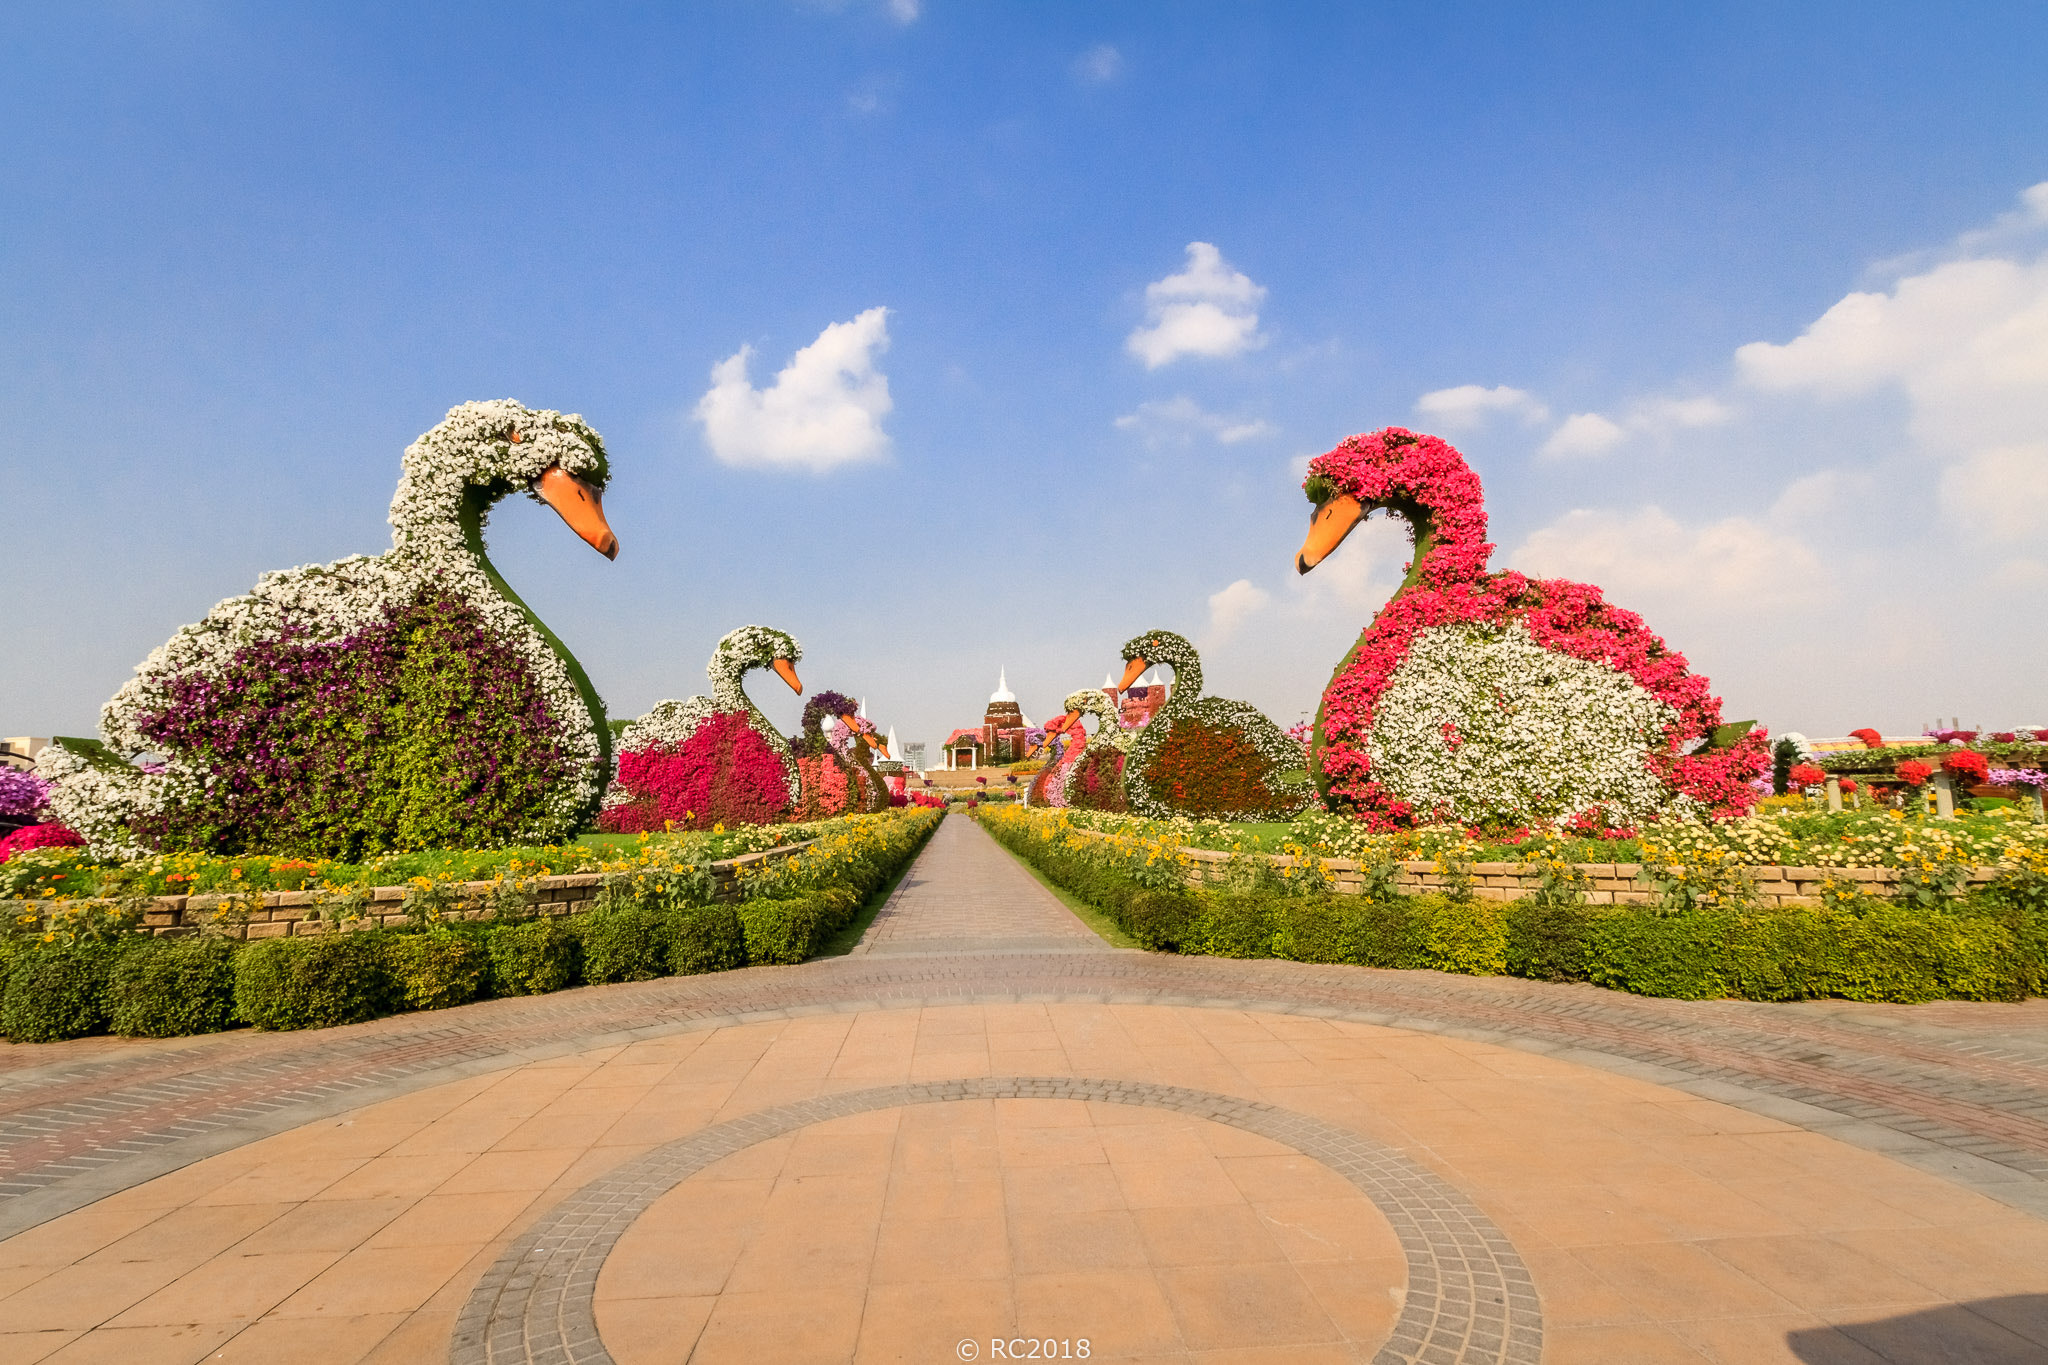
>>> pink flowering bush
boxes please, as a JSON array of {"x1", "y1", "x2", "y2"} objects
[
  {"x1": 0, "y1": 822, "x2": 85, "y2": 863},
  {"x1": 600, "y1": 710, "x2": 793, "y2": 832},
  {"x1": 1304, "y1": 427, "x2": 1768, "y2": 828}
]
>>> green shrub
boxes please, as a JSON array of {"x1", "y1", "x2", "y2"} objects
[
  {"x1": 669, "y1": 901, "x2": 746, "y2": 975},
  {"x1": 486, "y1": 916, "x2": 582, "y2": 996},
  {"x1": 1413, "y1": 895, "x2": 1508, "y2": 975},
  {"x1": 1273, "y1": 896, "x2": 1353, "y2": 964},
  {"x1": 737, "y1": 897, "x2": 826, "y2": 965},
  {"x1": 234, "y1": 931, "x2": 394, "y2": 1030},
  {"x1": 1124, "y1": 890, "x2": 1199, "y2": 950},
  {"x1": 1585, "y1": 909, "x2": 1730, "y2": 999},
  {"x1": 1504, "y1": 900, "x2": 1603, "y2": 981},
  {"x1": 2, "y1": 943, "x2": 126, "y2": 1042},
  {"x1": 386, "y1": 928, "x2": 490, "y2": 1011},
  {"x1": 578, "y1": 896, "x2": 675, "y2": 984},
  {"x1": 105, "y1": 936, "x2": 238, "y2": 1037},
  {"x1": 1188, "y1": 892, "x2": 1278, "y2": 959}
]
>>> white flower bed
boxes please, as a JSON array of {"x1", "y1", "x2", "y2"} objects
[{"x1": 1366, "y1": 621, "x2": 1692, "y2": 827}]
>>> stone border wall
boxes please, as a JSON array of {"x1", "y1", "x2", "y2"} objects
[
  {"x1": 1076, "y1": 834, "x2": 2005, "y2": 906},
  {"x1": 5, "y1": 840, "x2": 817, "y2": 941}
]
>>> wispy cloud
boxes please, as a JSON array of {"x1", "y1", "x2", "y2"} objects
[
  {"x1": 1114, "y1": 395, "x2": 1275, "y2": 447},
  {"x1": 1073, "y1": 43, "x2": 1123, "y2": 85},
  {"x1": 694, "y1": 307, "x2": 893, "y2": 473},
  {"x1": 1126, "y1": 242, "x2": 1267, "y2": 368},
  {"x1": 1204, "y1": 578, "x2": 1270, "y2": 643},
  {"x1": 1413, "y1": 384, "x2": 1549, "y2": 431}
]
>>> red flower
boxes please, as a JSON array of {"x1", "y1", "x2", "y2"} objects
[
  {"x1": 1789, "y1": 763, "x2": 1825, "y2": 787},
  {"x1": 1841, "y1": 779, "x2": 1859, "y2": 794},
  {"x1": 0, "y1": 822, "x2": 85, "y2": 863},
  {"x1": 1849, "y1": 728, "x2": 1883, "y2": 749},
  {"x1": 1896, "y1": 760, "x2": 1933, "y2": 787},
  {"x1": 1943, "y1": 751, "x2": 1990, "y2": 785}
]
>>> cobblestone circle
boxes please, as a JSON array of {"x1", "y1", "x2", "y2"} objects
[{"x1": 447, "y1": 1077, "x2": 1542, "y2": 1365}]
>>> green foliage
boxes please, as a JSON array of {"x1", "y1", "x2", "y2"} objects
[
  {"x1": 486, "y1": 916, "x2": 582, "y2": 996},
  {"x1": 736, "y1": 897, "x2": 827, "y2": 965},
  {"x1": 234, "y1": 931, "x2": 394, "y2": 1030},
  {"x1": 1186, "y1": 892, "x2": 1278, "y2": 958},
  {"x1": 578, "y1": 889, "x2": 676, "y2": 984},
  {"x1": 105, "y1": 936, "x2": 237, "y2": 1037},
  {"x1": 386, "y1": 928, "x2": 490, "y2": 1010},
  {"x1": 2, "y1": 943, "x2": 126, "y2": 1042},
  {"x1": 668, "y1": 901, "x2": 746, "y2": 975}
]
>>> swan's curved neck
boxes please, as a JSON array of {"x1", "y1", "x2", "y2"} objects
[
  {"x1": 1382, "y1": 495, "x2": 1445, "y2": 595},
  {"x1": 455, "y1": 488, "x2": 613, "y2": 779},
  {"x1": 722, "y1": 663, "x2": 797, "y2": 772},
  {"x1": 1157, "y1": 658, "x2": 1200, "y2": 711}
]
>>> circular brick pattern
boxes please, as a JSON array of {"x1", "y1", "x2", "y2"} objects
[{"x1": 448, "y1": 1077, "x2": 1542, "y2": 1365}]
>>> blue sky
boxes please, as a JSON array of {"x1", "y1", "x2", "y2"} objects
[{"x1": 7, "y1": 1, "x2": 2048, "y2": 756}]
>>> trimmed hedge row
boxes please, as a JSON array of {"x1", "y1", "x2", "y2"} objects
[
  {"x1": 981, "y1": 813, "x2": 2048, "y2": 1004},
  {"x1": 1, "y1": 811, "x2": 940, "y2": 1043}
]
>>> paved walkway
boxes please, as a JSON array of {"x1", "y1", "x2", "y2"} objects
[
  {"x1": 0, "y1": 814, "x2": 2046, "y2": 1362},
  {"x1": 850, "y1": 816, "x2": 1110, "y2": 956}
]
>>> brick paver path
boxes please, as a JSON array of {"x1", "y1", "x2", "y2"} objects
[
  {"x1": 6, "y1": 814, "x2": 2048, "y2": 1360},
  {"x1": 849, "y1": 815, "x2": 1110, "y2": 956}
]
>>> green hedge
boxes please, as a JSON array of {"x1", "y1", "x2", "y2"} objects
[
  {"x1": 105, "y1": 937, "x2": 238, "y2": 1037},
  {"x1": 234, "y1": 931, "x2": 395, "y2": 1031},
  {"x1": 978, "y1": 812, "x2": 2048, "y2": 1004},
  {"x1": 0, "y1": 809, "x2": 945, "y2": 1043},
  {"x1": 2, "y1": 943, "x2": 128, "y2": 1042}
]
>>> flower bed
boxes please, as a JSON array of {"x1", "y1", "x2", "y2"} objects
[
  {"x1": 0, "y1": 808, "x2": 940, "y2": 1043},
  {"x1": 977, "y1": 805, "x2": 2048, "y2": 1003}
]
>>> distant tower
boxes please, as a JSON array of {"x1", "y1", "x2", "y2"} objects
[{"x1": 984, "y1": 668, "x2": 1026, "y2": 762}]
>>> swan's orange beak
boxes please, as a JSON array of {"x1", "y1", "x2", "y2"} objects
[
  {"x1": 534, "y1": 466, "x2": 618, "y2": 560},
  {"x1": 771, "y1": 659, "x2": 802, "y2": 695},
  {"x1": 872, "y1": 736, "x2": 891, "y2": 758},
  {"x1": 1116, "y1": 657, "x2": 1148, "y2": 692},
  {"x1": 1297, "y1": 494, "x2": 1363, "y2": 574},
  {"x1": 1048, "y1": 708, "x2": 1083, "y2": 737}
]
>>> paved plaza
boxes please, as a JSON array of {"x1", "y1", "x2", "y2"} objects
[{"x1": 4, "y1": 819, "x2": 2048, "y2": 1362}]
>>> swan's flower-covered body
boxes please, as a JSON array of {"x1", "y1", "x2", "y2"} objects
[
  {"x1": 603, "y1": 626, "x2": 805, "y2": 830},
  {"x1": 39, "y1": 400, "x2": 619, "y2": 857},
  {"x1": 1111, "y1": 631, "x2": 1313, "y2": 821},
  {"x1": 1296, "y1": 426, "x2": 1767, "y2": 829}
]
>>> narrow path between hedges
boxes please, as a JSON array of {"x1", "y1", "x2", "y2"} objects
[{"x1": 848, "y1": 815, "x2": 1113, "y2": 957}]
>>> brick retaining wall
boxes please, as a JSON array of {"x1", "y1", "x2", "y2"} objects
[{"x1": 5, "y1": 839, "x2": 817, "y2": 940}]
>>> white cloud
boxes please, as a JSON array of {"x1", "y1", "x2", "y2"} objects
[
  {"x1": 1413, "y1": 384, "x2": 1550, "y2": 431},
  {"x1": 694, "y1": 307, "x2": 893, "y2": 473},
  {"x1": 1205, "y1": 578, "x2": 1270, "y2": 642},
  {"x1": 1114, "y1": 395, "x2": 1276, "y2": 447},
  {"x1": 1736, "y1": 255, "x2": 2048, "y2": 454},
  {"x1": 1126, "y1": 242, "x2": 1267, "y2": 368},
  {"x1": 1073, "y1": 43, "x2": 1122, "y2": 84},
  {"x1": 1514, "y1": 506, "x2": 1830, "y2": 612},
  {"x1": 1939, "y1": 444, "x2": 2048, "y2": 540},
  {"x1": 885, "y1": 0, "x2": 919, "y2": 23},
  {"x1": 1634, "y1": 395, "x2": 1735, "y2": 432},
  {"x1": 1531, "y1": 393, "x2": 1732, "y2": 460},
  {"x1": 1539, "y1": 412, "x2": 1627, "y2": 460}
]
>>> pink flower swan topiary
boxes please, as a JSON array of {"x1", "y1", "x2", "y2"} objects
[
  {"x1": 602, "y1": 626, "x2": 805, "y2": 831},
  {"x1": 1029, "y1": 688, "x2": 1125, "y2": 807},
  {"x1": 1295, "y1": 427, "x2": 1767, "y2": 830}
]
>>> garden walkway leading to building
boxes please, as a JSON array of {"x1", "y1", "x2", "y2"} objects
[{"x1": 849, "y1": 812, "x2": 1111, "y2": 957}]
